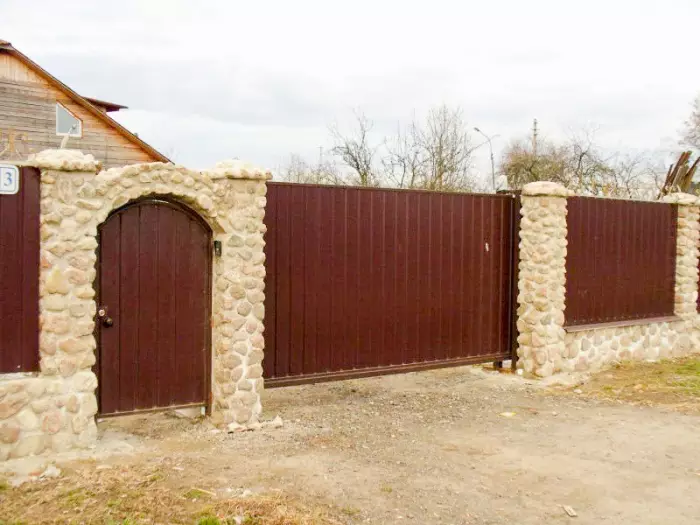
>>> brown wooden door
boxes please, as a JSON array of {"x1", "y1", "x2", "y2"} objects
[{"x1": 96, "y1": 199, "x2": 212, "y2": 415}]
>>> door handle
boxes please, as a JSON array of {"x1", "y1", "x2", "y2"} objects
[{"x1": 97, "y1": 306, "x2": 113, "y2": 328}]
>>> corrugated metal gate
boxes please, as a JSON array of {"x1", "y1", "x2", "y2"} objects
[{"x1": 263, "y1": 183, "x2": 517, "y2": 386}]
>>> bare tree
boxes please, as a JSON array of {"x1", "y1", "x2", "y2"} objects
[
  {"x1": 594, "y1": 153, "x2": 665, "y2": 199},
  {"x1": 383, "y1": 120, "x2": 423, "y2": 189},
  {"x1": 500, "y1": 126, "x2": 665, "y2": 199},
  {"x1": 417, "y1": 105, "x2": 476, "y2": 191},
  {"x1": 382, "y1": 105, "x2": 476, "y2": 192},
  {"x1": 681, "y1": 94, "x2": 700, "y2": 152},
  {"x1": 567, "y1": 128, "x2": 617, "y2": 195},
  {"x1": 499, "y1": 137, "x2": 569, "y2": 188},
  {"x1": 329, "y1": 111, "x2": 379, "y2": 186},
  {"x1": 281, "y1": 153, "x2": 345, "y2": 185}
]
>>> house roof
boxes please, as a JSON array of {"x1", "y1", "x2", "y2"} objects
[
  {"x1": 0, "y1": 39, "x2": 169, "y2": 163},
  {"x1": 83, "y1": 97, "x2": 128, "y2": 113}
]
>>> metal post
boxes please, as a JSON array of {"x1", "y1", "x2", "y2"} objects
[{"x1": 474, "y1": 127, "x2": 498, "y2": 192}]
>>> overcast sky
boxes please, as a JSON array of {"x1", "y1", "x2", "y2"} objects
[{"x1": 2, "y1": 0, "x2": 699, "y2": 180}]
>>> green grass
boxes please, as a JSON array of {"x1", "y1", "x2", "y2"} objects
[
  {"x1": 582, "y1": 356, "x2": 700, "y2": 408},
  {"x1": 61, "y1": 488, "x2": 90, "y2": 507},
  {"x1": 184, "y1": 488, "x2": 214, "y2": 500},
  {"x1": 196, "y1": 517, "x2": 221, "y2": 525},
  {"x1": 341, "y1": 506, "x2": 361, "y2": 517},
  {"x1": 648, "y1": 358, "x2": 700, "y2": 396}
]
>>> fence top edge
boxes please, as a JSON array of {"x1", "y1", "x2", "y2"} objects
[
  {"x1": 267, "y1": 181, "x2": 516, "y2": 199},
  {"x1": 567, "y1": 195, "x2": 677, "y2": 206}
]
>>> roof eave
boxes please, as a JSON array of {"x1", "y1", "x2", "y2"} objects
[{"x1": 83, "y1": 97, "x2": 129, "y2": 113}]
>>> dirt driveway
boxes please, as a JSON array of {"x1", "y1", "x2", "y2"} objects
[{"x1": 3, "y1": 365, "x2": 700, "y2": 524}]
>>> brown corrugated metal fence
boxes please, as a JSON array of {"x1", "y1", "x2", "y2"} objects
[
  {"x1": 0, "y1": 166, "x2": 40, "y2": 373},
  {"x1": 565, "y1": 197, "x2": 677, "y2": 326},
  {"x1": 263, "y1": 183, "x2": 516, "y2": 385}
]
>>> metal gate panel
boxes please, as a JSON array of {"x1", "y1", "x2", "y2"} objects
[{"x1": 263, "y1": 183, "x2": 516, "y2": 385}]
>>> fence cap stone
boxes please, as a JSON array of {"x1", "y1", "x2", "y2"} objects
[
  {"x1": 660, "y1": 192, "x2": 700, "y2": 206},
  {"x1": 522, "y1": 181, "x2": 573, "y2": 197},
  {"x1": 206, "y1": 159, "x2": 272, "y2": 181},
  {"x1": 27, "y1": 149, "x2": 102, "y2": 173}
]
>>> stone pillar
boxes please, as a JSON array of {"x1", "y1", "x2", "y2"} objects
[
  {"x1": 661, "y1": 194, "x2": 700, "y2": 318},
  {"x1": 36, "y1": 151, "x2": 102, "y2": 450},
  {"x1": 516, "y1": 182, "x2": 571, "y2": 377},
  {"x1": 662, "y1": 193, "x2": 700, "y2": 353},
  {"x1": 31, "y1": 150, "x2": 102, "y2": 455},
  {"x1": 208, "y1": 169, "x2": 269, "y2": 430}
]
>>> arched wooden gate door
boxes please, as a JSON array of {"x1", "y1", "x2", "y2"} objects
[{"x1": 95, "y1": 199, "x2": 212, "y2": 416}]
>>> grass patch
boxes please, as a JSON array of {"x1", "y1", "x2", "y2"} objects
[
  {"x1": 59, "y1": 487, "x2": 96, "y2": 508},
  {"x1": 0, "y1": 464, "x2": 342, "y2": 525},
  {"x1": 196, "y1": 517, "x2": 222, "y2": 525},
  {"x1": 184, "y1": 488, "x2": 214, "y2": 500},
  {"x1": 341, "y1": 506, "x2": 361, "y2": 517},
  {"x1": 580, "y1": 356, "x2": 700, "y2": 410}
]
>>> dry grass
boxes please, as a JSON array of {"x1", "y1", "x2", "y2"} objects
[
  {"x1": 0, "y1": 462, "x2": 343, "y2": 525},
  {"x1": 579, "y1": 356, "x2": 700, "y2": 411}
]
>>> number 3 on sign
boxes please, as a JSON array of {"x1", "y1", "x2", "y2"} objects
[{"x1": 0, "y1": 164, "x2": 20, "y2": 195}]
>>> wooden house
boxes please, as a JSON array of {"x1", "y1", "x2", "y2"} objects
[{"x1": 0, "y1": 39, "x2": 168, "y2": 168}]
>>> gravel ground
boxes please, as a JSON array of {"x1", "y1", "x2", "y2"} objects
[{"x1": 3, "y1": 365, "x2": 700, "y2": 524}]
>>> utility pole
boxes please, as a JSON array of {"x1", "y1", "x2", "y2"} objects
[
  {"x1": 474, "y1": 127, "x2": 498, "y2": 191},
  {"x1": 532, "y1": 118, "x2": 538, "y2": 157}
]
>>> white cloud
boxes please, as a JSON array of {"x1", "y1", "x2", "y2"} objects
[{"x1": 2, "y1": 0, "x2": 699, "y2": 177}]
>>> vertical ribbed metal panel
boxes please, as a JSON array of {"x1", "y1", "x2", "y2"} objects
[
  {"x1": 0, "y1": 167, "x2": 39, "y2": 373},
  {"x1": 263, "y1": 183, "x2": 515, "y2": 383},
  {"x1": 566, "y1": 197, "x2": 677, "y2": 326}
]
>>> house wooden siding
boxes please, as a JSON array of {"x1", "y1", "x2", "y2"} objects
[{"x1": 0, "y1": 50, "x2": 163, "y2": 168}]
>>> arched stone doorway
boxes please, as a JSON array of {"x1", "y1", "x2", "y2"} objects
[{"x1": 96, "y1": 198, "x2": 212, "y2": 415}]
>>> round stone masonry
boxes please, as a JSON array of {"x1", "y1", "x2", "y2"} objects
[
  {"x1": 666, "y1": 194, "x2": 700, "y2": 320},
  {"x1": 0, "y1": 150, "x2": 272, "y2": 460},
  {"x1": 516, "y1": 181, "x2": 570, "y2": 377},
  {"x1": 517, "y1": 185, "x2": 700, "y2": 377}
]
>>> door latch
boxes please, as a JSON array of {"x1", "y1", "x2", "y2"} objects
[{"x1": 97, "y1": 306, "x2": 114, "y2": 328}]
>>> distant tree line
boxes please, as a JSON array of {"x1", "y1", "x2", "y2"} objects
[
  {"x1": 282, "y1": 95, "x2": 700, "y2": 200},
  {"x1": 283, "y1": 105, "x2": 478, "y2": 192},
  {"x1": 499, "y1": 126, "x2": 665, "y2": 199}
]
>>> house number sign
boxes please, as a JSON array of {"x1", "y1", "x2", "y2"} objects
[{"x1": 0, "y1": 164, "x2": 19, "y2": 195}]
